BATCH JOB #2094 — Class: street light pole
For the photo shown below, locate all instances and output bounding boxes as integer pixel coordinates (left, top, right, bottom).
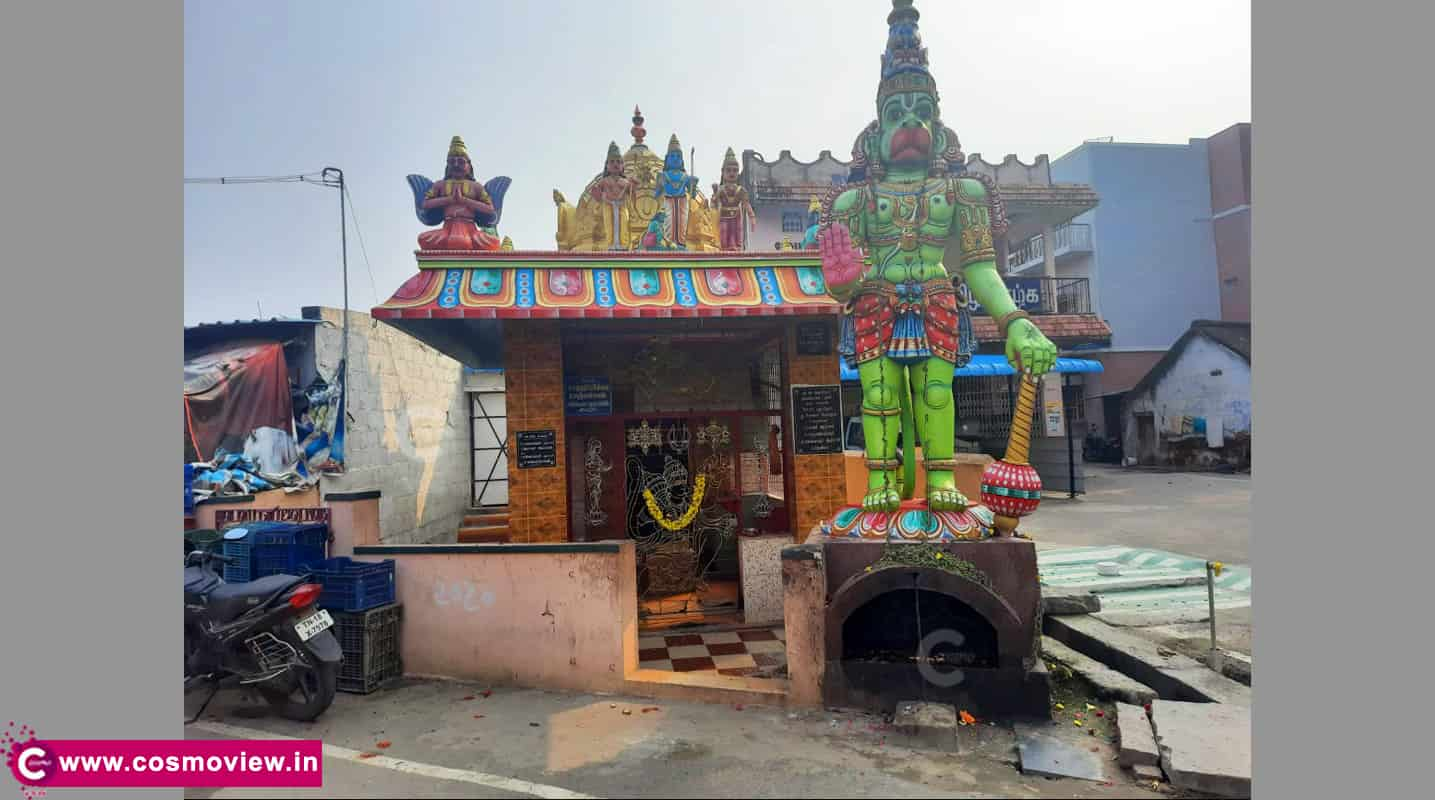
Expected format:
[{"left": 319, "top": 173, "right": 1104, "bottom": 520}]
[{"left": 322, "top": 167, "right": 348, "bottom": 416}]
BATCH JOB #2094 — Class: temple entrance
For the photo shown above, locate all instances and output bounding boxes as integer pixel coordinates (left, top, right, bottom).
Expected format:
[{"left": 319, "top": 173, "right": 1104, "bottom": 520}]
[
  {"left": 569, "top": 410, "right": 787, "bottom": 626},
  {"left": 561, "top": 321, "right": 790, "bottom": 628}
]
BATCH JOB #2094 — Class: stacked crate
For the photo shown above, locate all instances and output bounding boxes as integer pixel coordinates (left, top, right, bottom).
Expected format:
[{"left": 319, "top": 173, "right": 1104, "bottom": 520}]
[{"left": 305, "top": 557, "right": 401, "bottom": 694}]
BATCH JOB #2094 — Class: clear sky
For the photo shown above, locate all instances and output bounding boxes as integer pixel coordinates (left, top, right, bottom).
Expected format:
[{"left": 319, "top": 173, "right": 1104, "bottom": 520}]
[{"left": 184, "top": 0, "right": 1250, "bottom": 326}]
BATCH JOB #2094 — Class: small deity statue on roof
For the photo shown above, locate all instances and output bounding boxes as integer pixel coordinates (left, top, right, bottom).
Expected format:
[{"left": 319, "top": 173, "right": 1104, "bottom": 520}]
[
  {"left": 800, "top": 196, "right": 823, "bottom": 250},
  {"left": 583, "top": 141, "right": 641, "bottom": 250},
  {"left": 405, "top": 136, "right": 511, "bottom": 252},
  {"left": 653, "top": 134, "right": 700, "bottom": 248},
  {"left": 711, "top": 148, "right": 756, "bottom": 250},
  {"left": 639, "top": 210, "right": 679, "bottom": 251}
]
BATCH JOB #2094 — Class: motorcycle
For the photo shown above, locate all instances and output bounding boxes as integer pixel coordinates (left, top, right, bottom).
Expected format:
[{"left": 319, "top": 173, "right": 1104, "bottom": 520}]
[{"left": 183, "top": 549, "right": 341, "bottom": 722}]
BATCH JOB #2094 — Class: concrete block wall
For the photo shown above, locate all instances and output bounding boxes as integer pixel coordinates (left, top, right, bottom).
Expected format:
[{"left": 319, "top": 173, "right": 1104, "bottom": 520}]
[
  {"left": 784, "top": 320, "right": 847, "bottom": 542},
  {"left": 310, "top": 307, "right": 470, "bottom": 544},
  {"left": 502, "top": 320, "right": 569, "bottom": 543}
]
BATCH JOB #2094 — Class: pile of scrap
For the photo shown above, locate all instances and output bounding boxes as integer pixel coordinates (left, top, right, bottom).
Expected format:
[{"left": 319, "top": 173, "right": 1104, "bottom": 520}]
[
  {"left": 184, "top": 340, "right": 345, "bottom": 502},
  {"left": 188, "top": 450, "right": 316, "bottom": 502}
]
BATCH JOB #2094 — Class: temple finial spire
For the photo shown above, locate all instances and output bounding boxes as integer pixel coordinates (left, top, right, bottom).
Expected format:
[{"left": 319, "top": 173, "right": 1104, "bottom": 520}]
[{"left": 631, "top": 105, "right": 646, "bottom": 146}]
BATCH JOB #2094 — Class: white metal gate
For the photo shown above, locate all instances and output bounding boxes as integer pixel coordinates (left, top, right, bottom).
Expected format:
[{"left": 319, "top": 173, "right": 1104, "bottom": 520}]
[{"left": 468, "top": 371, "right": 509, "bottom": 507}]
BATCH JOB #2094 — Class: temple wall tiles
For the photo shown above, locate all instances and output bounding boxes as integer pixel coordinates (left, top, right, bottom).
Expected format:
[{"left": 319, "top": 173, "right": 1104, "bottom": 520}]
[
  {"left": 782, "top": 319, "right": 847, "bottom": 543},
  {"left": 503, "top": 321, "right": 569, "bottom": 543},
  {"left": 793, "top": 456, "right": 847, "bottom": 543}
]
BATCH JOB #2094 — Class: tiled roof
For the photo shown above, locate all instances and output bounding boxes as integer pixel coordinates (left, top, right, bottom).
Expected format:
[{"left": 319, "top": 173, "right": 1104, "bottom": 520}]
[{"left": 974, "top": 314, "right": 1112, "bottom": 344}]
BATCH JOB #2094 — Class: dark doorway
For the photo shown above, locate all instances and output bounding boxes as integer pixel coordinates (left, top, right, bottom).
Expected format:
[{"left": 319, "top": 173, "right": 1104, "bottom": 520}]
[{"left": 1135, "top": 412, "right": 1157, "bottom": 465}]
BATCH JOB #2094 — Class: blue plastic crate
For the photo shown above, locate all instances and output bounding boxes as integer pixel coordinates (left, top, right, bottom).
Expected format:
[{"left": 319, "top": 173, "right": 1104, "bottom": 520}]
[
  {"left": 184, "top": 465, "right": 195, "bottom": 516},
  {"left": 305, "top": 558, "right": 396, "bottom": 612},
  {"left": 252, "top": 522, "right": 330, "bottom": 578},
  {"left": 221, "top": 528, "right": 253, "bottom": 583}
]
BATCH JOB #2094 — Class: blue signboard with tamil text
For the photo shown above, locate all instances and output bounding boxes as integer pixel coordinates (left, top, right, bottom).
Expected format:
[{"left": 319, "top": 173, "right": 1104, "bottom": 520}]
[
  {"left": 564, "top": 376, "right": 613, "bottom": 417},
  {"left": 965, "top": 278, "right": 1044, "bottom": 314}
]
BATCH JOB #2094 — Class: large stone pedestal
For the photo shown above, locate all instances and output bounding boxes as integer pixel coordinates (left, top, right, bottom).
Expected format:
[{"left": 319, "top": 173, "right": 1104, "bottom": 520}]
[{"left": 783, "top": 523, "right": 1051, "bottom": 720}]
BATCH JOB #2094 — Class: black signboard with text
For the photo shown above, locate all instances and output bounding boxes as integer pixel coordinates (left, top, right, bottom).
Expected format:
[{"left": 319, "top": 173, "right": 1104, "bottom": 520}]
[
  {"left": 515, "top": 430, "right": 557, "bottom": 469},
  {"left": 791, "top": 385, "right": 843, "bottom": 455},
  {"left": 795, "top": 322, "right": 831, "bottom": 356}
]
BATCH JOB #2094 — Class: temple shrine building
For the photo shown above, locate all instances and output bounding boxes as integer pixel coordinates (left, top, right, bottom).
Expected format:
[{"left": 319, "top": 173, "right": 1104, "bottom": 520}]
[{"left": 368, "top": 109, "right": 1114, "bottom": 633}]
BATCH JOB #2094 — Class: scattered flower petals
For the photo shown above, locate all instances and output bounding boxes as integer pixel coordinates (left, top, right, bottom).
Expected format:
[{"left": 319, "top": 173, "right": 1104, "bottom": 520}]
[
  {"left": 358, "top": 752, "right": 378, "bottom": 760},
  {"left": 375, "top": 741, "right": 391, "bottom": 749},
  {"left": 1073, "top": 720, "right": 1083, "bottom": 727},
  {"left": 462, "top": 695, "right": 475, "bottom": 701},
  {"left": 959, "top": 710, "right": 976, "bottom": 725},
  {"left": 481, "top": 690, "right": 493, "bottom": 698}
]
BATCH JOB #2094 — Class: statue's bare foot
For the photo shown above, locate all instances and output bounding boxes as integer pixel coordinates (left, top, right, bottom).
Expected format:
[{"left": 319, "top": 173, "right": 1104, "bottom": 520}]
[
  {"left": 927, "top": 483, "right": 969, "bottom": 512},
  {"left": 862, "top": 486, "right": 902, "bottom": 513}
]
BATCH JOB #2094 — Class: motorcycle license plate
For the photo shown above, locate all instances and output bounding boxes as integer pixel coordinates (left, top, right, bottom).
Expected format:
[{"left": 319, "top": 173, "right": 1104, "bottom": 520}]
[{"left": 294, "top": 609, "right": 333, "bottom": 641}]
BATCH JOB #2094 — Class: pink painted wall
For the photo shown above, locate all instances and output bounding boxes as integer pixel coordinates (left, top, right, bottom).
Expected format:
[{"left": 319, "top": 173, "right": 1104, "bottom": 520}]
[{"left": 354, "top": 543, "right": 639, "bottom": 694}]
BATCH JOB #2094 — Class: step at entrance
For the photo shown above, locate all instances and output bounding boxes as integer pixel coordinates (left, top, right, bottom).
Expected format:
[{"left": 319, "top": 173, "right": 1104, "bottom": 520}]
[
  {"left": 463, "top": 506, "right": 510, "bottom": 527},
  {"left": 458, "top": 506, "right": 511, "bottom": 544},
  {"left": 457, "top": 526, "right": 511, "bottom": 544}
]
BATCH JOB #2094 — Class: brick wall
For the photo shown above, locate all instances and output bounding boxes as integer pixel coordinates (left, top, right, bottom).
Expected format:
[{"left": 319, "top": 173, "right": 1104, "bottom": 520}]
[
  {"left": 310, "top": 308, "right": 470, "bottom": 544},
  {"left": 503, "top": 320, "right": 569, "bottom": 543},
  {"left": 783, "top": 320, "right": 847, "bottom": 542}
]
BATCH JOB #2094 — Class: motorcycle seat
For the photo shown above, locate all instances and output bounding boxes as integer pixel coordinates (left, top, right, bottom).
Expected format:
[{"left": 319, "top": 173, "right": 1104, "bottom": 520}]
[
  {"left": 183, "top": 566, "right": 222, "bottom": 596},
  {"left": 204, "top": 574, "right": 304, "bottom": 622}
]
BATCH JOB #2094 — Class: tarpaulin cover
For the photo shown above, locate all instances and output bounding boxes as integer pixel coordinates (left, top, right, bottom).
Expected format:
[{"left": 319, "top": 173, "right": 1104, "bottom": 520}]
[{"left": 184, "top": 341, "right": 293, "bottom": 461}]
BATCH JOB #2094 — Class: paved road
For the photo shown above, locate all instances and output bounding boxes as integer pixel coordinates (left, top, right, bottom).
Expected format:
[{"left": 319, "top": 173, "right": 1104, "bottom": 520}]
[
  {"left": 184, "top": 682, "right": 1160, "bottom": 799},
  {"left": 1025, "top": 465, "right": 1253, "bottom": 657},
  {"left": 1025, "top": 465, "right": 1250, "bottom": 565}
]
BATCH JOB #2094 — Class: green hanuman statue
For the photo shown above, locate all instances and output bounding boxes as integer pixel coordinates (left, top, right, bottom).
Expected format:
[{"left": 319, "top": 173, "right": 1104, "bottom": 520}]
[{"left": 820, "top": 0, "right": 1058, "bottom": 513}]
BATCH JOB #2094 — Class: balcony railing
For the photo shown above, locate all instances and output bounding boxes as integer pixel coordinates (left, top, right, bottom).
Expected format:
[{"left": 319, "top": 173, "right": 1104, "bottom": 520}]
[
  {"left": 1007, "top": 223, "right": 1093, "bottom": 273},
  {"left": 970, "top": 277, "right": 1092, "bottom": 316}
]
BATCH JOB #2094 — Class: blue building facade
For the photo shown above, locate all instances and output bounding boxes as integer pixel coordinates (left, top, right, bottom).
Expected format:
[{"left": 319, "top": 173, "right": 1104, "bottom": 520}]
[{"left": 1050, "top": 140, "right": 1223, "bottom": 352}]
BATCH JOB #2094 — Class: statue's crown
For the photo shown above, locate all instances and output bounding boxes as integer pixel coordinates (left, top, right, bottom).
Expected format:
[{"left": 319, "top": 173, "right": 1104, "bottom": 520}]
[
  {"left": 447, "top": 135, "right": 469, "bottom": 160},
  {"left": 607, "top": 141, "right": 622, "bottom": 160},
  {"left": 722, "top": 147, "right": 738, "bottom": 167},
  {"left": 808, "top": 196, "right": 822, "bottom": 213},
  {"left": 877, "top": 0, "right": 938, "bottom": 106},
  {"left": 667, "top": 133, "right": 682, "bottom": 154}
]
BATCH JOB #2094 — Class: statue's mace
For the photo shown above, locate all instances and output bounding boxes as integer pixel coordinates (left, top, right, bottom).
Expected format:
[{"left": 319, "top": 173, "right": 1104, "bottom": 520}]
[{"left": 980, "top": 373, "right": 1044, "bottom": 536}]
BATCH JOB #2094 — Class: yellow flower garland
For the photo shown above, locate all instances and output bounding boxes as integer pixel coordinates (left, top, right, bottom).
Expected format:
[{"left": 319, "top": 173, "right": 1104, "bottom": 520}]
[{"left": 643, "top": 475, "right": 707, "bottom": 531}]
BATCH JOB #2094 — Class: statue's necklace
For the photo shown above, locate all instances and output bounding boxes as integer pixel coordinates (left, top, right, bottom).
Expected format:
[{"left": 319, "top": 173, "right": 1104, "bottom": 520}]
[{"left": 880, "top": 186, "right": 929, "bottom": 253}]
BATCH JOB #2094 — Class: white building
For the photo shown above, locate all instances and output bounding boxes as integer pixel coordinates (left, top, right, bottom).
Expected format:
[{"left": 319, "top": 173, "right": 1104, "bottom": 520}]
[{"left": 1122, "top": 320, "right": 1250, "bottom": 468}]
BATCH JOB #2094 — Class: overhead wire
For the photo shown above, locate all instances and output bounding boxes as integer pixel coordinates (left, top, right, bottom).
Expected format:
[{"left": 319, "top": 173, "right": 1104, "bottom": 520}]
[{"left": 183, "top": 171, "right": 334, "bottom": 186}]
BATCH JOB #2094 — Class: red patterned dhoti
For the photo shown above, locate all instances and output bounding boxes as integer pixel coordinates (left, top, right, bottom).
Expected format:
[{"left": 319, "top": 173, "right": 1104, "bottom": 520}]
[
  {"left": 418, "top": 218, "right": 501, "bottom": 251},
  {"left": 846, "top": 279, "right": 968, "bottom": 366},
  {"left": 719, "top": 216, "right": 745, "bottom": 250}
]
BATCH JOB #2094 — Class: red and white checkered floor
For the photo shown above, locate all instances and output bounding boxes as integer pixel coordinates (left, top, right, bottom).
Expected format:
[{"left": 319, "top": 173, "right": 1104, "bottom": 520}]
[{"left": 638, "top": 626, "right": 787, "bottom": 677}]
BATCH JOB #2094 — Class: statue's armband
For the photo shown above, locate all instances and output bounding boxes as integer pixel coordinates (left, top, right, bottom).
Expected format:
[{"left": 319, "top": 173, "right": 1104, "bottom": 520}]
[
  {"left": 830, "top": 188, "right": 867, "bottom": 247},
  {"left": 951, "top": 178, "right": 996, "bottom": 268}
]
